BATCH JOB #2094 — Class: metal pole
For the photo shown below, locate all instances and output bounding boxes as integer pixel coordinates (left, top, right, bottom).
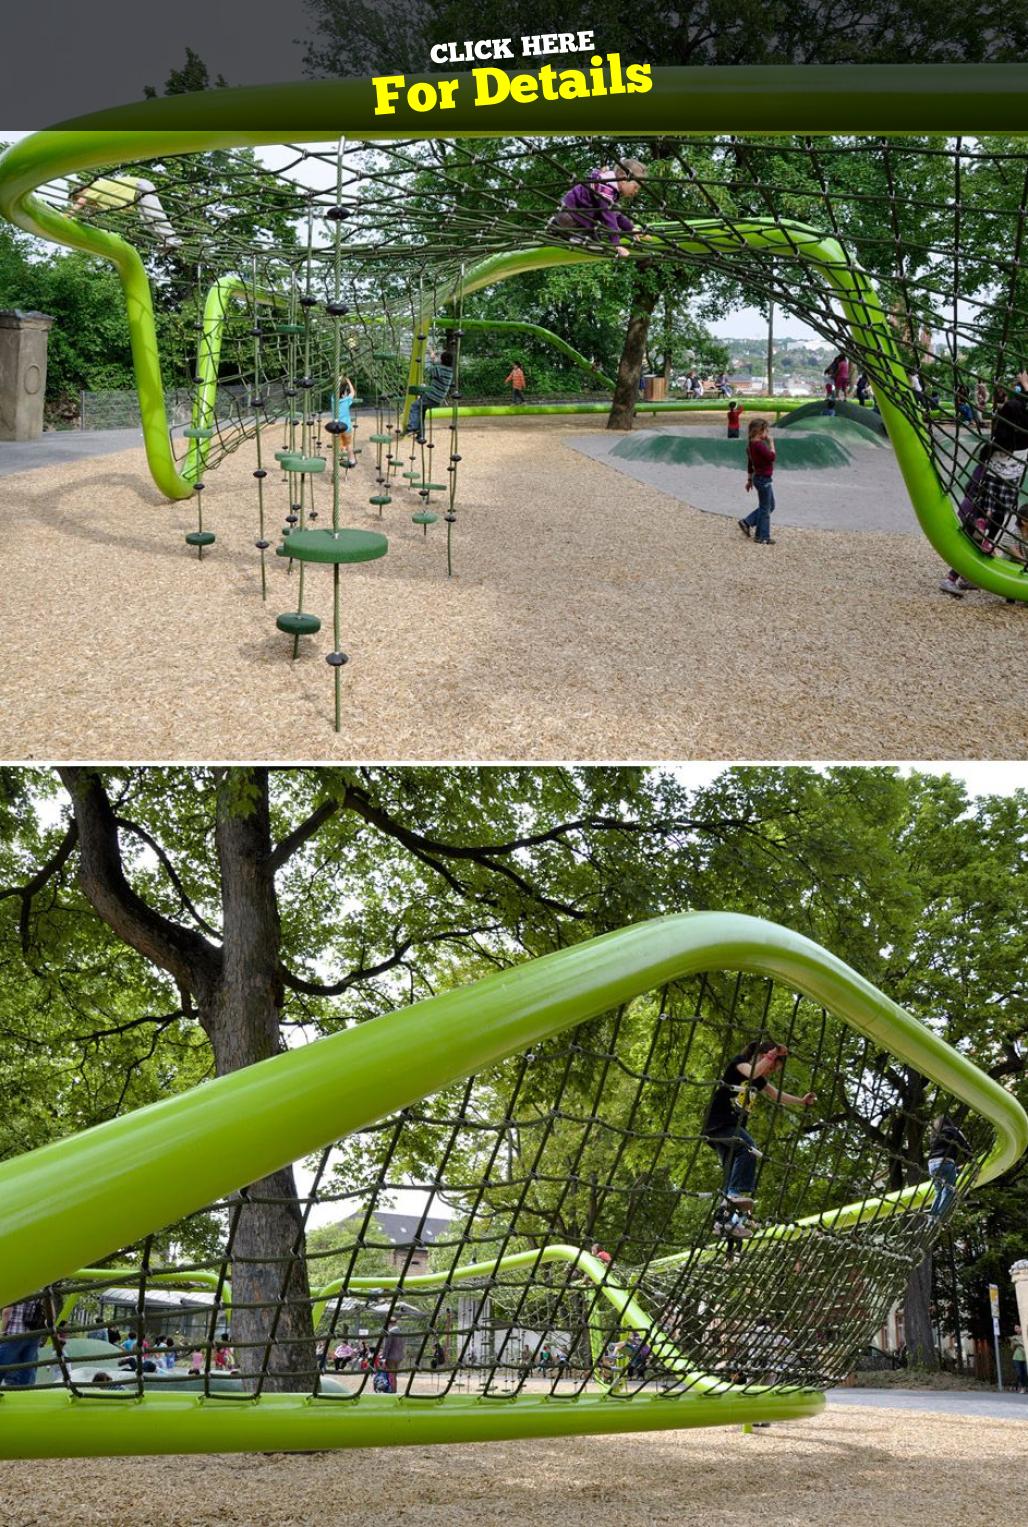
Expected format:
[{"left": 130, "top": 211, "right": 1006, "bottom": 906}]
[{"left": 989, "top": 1283, "right": 1003, "bottom": 1391}]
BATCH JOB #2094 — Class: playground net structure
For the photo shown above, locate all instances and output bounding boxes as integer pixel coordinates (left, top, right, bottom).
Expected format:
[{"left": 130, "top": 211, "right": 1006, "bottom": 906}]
[
  {"left": 5, "top": 100, "right": 1028, "bottom": 607},
  {"left": 1, "top": 913, "right": 1024, "bottom": 1458}
]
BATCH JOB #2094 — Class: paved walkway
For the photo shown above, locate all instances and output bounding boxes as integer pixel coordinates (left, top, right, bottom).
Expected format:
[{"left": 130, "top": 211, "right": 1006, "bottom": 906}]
[
  {"left": 828, "top": 1385, "right": 1028, "bottom": 1421},
  {"left": 0, "top": 428, "right": 145, "bottom": 476},
  {"left": 569, "top": 427, "right": 921, "bottom": 535}
]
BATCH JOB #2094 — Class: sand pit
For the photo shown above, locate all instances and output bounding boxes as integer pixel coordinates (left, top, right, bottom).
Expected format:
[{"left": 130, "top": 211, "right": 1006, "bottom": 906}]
[
  {"left": 0, "top": 416, "right": 1024, "bottom": 761},
  {"left": 0, "top": 1403, "right": 1019, "bottom": 1526}
]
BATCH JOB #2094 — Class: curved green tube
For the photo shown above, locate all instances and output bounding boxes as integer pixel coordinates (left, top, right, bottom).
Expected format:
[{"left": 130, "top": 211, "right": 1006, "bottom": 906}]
[
  {"left": 0, "top": 911, "right": 1022, "bottom": 1309},
  {"left": 434, "top": 316, "right": 616, "bottom": 389},
  {"left": 450, "top": 398, "right": 803, "bottom": 417},
  {"left": 0, "top": 1384, "right": 825, "bottom": 1460},
  {"left": 57, "top": 1267, "right": 230, "bottom": 1327},
  {"left": 181, "top": 274, "right": 248, "bottom": 485}
]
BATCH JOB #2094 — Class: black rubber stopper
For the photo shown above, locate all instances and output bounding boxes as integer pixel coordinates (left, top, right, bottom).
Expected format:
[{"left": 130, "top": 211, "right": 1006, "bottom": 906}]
[{"left": 326, "top": 651, "right": 349, "bottom": 667}]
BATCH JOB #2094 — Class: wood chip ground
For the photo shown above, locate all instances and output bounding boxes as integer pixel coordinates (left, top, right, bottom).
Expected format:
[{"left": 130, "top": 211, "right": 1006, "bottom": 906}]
[{"left": 0, "top": 418, "right": 1024, "bottom": 760}]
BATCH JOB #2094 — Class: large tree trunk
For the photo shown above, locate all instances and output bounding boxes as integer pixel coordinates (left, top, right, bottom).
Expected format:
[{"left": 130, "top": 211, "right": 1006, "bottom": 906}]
[
  {"left": 904, "top": 1252, "right": 938, "bottom": 1369},
  {"left": 61, "top": 766, "right": 315, "bottom": 1393},
  {"left": 608, "top": 273, "right": 659, "bottom": 430},
  {"left": 206, "top": 775, "right": 315, "bottom": 1391}
]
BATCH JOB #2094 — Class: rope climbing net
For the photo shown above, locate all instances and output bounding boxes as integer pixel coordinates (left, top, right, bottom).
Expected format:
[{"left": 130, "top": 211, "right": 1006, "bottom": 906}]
[
  {"left": 30, "top": 135, "right": 1028, "bottom": 459},
  {"left": 1, "top": 914, "right": 1022, "bottom": 1458}
]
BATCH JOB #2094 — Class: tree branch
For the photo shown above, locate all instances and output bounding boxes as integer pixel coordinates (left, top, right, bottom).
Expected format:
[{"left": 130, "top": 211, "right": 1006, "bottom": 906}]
[
  {"left": 268, "top": 798, "right": 342, "bottom": 874},
  {"left": 57, "top": 768, "right": 221, "bottom": 995},
  {"left": 281, "top": 922, "right": 499, "bottom": 998},
  {"left": 115, "top": 816, "right": 221, "bottom": 940},
  {"left": 0, "top": 819, "right": 79, "bottom": 952}
]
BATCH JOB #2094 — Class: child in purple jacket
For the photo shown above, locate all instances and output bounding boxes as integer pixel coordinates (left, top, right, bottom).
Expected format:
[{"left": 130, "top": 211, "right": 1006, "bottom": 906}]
[{"left": 550, "top": 158, "right": 646, "bottom": 255}]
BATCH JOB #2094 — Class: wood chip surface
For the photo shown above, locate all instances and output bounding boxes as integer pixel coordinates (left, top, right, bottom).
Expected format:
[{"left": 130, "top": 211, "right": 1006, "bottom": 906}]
[
  {"left": 0, "top": 1404, "right": 1019, "bottom": 1525},
  {"left": 0, "top": 418, "right": 1024, "bottom": 760}
]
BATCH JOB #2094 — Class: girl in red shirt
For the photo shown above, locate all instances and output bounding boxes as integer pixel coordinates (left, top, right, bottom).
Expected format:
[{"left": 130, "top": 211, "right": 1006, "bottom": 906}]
[
  {"left": 739, "top": 419, "right": 777, "bottom": 544},
  {"left": 727, "top": 402, "right": 743, "bottom": 438}
]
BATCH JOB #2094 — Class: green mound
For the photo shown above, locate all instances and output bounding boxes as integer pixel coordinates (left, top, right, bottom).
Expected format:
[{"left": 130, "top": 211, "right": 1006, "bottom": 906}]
[
  {"left": 777, "top": 414, "right": 887, "bottom": 447},
  {"left": 610, "top": 432, "right": 852, "bottom": 470},
  {"left": 777, "top": 398, "right": 889, "bottom": 437}
]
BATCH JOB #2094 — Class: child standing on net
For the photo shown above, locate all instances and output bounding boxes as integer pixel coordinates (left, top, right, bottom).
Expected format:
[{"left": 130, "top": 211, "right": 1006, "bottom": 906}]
[
  {"left": 739, "top": 419, "right": 777, "bottom": 544},
  {"left": 333, "top": 377, "right": 358, "bottom": 467},
  {"left": 701, "top": 1040, "right": 815, "bottom": 1238},
  {"left": 551, "top": 158, "right": 646, "bottom": 255}
]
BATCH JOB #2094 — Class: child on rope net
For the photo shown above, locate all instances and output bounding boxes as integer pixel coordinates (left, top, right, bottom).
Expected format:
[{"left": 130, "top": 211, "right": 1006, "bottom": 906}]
[
  {"left": 407, "top": 349, "right": 454, "bottom": 438},
  {"left": 67, "top": 174, "right": 182, "bottom": 248},
  {"left": 701, "top": 1040, "right": 816, "bottom": 1239},
  {"left": 549, "top": 158, "right": 646, "bottom": 256},
  {"left": 332, "top": 376, "right": 358, "bottom": 467},
  {"left": 925, "top": 1113, "right": 972, "bottom": 1219}
]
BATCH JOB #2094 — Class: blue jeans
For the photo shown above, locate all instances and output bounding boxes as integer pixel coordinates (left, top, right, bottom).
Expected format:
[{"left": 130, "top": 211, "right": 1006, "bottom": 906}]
[
  {"left": 744, "top": 475, "right": 775, "bottom": 542},
  {"left": 706, "top": 1125, "right": 759, "bottom": 1198},
  {"left": 928, "top": 1157, "right": 957, "bottom": 1218},
  {"left": 0, "top": 1335, "right": 41, "bottom": 1387},
  {"left": 408, "top": 401, "right": 435, "bottom": 437}
]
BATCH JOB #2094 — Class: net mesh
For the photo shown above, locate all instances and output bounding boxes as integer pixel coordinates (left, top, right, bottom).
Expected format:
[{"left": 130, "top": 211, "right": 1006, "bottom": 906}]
[{"left": 6, "top": 970, "right": 987, "bottom": 1406}]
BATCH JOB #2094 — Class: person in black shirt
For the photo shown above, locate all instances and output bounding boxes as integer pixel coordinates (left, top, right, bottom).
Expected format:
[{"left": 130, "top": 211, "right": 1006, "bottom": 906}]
[
  {"left": 926, "top": 1114, "right": 971, "bottom": 1219},
  {"left": 702, "top": 1040, "right": 816, "bottom": 1236}
]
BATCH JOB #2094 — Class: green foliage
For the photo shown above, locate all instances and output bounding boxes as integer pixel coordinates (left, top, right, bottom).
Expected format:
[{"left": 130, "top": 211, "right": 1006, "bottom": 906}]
[
  {"left": 0, "top": 228, "right": 135, "bottom": 400},
  {"left": 306, "top": 1215, "right": 394, "bottom": 1291}
]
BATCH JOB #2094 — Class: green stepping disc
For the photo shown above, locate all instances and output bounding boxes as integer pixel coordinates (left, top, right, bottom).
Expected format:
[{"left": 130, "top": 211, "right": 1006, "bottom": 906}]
[
  {"left": 183, "top": 426, "right": 214, "bottom": 440},
  {"left": 369, "top": 494, "right": 392, "bottom": 506},
  {"left": 283, "top": 528, "right": 389, "bottom": 565},
  {"left": 276, "top": 611, "right": 322, "bottom": 636},
  {"left": 407, "top": 384, "right": 427, "bottom": 396},
  {"left": 412, "top": 511, "right": 438, "bottom": 526},
  {"left": 414, "top": 482, "right": 446, "bottom": 491},
  {"left": 372, "top": 350, "right": 397, "bottom": 361},
  {"left": 275, "top": 543, "right": 290, "bottom": 558},
  {"left": 276, "top": 323, "right": 305, "bottom": 334},
  {"left": 368, "top": 433, "right": 393, "bottom": 444},
  {"left": 402, "top": 471, "right": 420, "bottom": 481},
  {"left": 283, "top": 455, "right": 326, "bottom": 474},
  {"left": 185, "top": 531, "right": 216, "bottom": 547},
  {"left": 274, "top": 449, "right": 297, "bottom": 462}
]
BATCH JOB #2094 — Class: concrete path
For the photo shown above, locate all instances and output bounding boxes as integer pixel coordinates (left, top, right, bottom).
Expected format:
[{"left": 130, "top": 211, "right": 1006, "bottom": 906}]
[
  {"left": 828, "top": 1385, "right": 1028, "bottom": 1421},
  {"left": 569, "top": 426, "right": 921, "bottom": 535},
  {"left": 0, "top": 428, "right": 146, "bottom": 476}
]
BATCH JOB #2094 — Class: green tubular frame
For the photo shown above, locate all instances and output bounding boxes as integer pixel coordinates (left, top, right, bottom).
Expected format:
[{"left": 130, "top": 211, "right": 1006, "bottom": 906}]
[
  {"left": 3, "top": 67, "right": 1028, "bottom": 593},
  {"left": 0, "top": 911, "right": 1023, "bottom": 1457},
  {"left": 434, "top": 317, "right": 617, "bottom": 389}
]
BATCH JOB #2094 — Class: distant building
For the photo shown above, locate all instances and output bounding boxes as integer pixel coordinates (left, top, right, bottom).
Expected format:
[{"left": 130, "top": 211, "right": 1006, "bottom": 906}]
[{"left": 370, "top": 1211, "right": 450, "bottom": 1275}]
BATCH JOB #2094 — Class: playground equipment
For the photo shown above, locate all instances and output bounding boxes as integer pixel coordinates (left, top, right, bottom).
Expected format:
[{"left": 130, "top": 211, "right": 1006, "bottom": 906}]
[
  {"left": 0, "top": 70, "right": 1027, "bottom": 607},
  {"left": 2, "top": 67, "right": 1028, "bottom": 734},
  {"left": 0, "top": 911, "right": 1023, "bottom": 1458}
]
